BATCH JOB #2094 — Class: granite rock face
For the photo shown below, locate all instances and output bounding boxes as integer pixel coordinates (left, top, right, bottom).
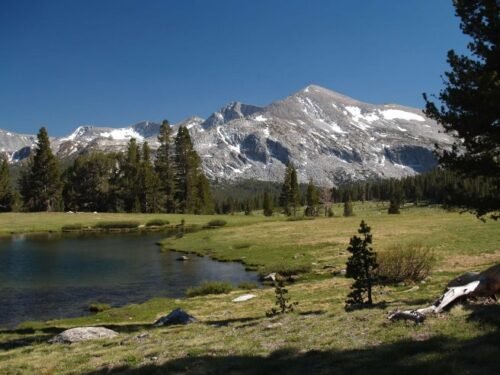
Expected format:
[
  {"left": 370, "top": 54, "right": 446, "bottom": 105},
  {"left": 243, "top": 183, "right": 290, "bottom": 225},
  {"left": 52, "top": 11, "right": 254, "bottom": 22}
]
[{"left": 1, "top": 85, "right": 452, "bottom": 185}]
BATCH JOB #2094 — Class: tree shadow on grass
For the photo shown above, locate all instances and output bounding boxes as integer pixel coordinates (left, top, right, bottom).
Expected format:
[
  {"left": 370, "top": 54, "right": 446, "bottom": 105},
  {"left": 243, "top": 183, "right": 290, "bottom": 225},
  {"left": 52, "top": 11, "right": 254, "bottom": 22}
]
[
  {"left": 465, "top": 303, "right": 500, "bottom": 327},
  {"left": 86, "top": 329, "right": 500, "bottom": 375}
]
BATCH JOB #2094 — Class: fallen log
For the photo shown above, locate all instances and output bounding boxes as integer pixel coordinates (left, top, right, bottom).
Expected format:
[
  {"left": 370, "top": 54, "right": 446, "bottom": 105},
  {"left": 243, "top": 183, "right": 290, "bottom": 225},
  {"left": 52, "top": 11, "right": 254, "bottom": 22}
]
[{"left": 388, "top": 264, "right": 499, "bottom": 323}]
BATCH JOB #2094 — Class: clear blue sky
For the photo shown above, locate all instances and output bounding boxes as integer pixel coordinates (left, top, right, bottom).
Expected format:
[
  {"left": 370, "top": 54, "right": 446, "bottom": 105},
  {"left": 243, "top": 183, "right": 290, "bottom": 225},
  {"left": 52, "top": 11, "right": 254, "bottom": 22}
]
[{"left": 0, "top": 0, "right": 468, "bottom": 136}]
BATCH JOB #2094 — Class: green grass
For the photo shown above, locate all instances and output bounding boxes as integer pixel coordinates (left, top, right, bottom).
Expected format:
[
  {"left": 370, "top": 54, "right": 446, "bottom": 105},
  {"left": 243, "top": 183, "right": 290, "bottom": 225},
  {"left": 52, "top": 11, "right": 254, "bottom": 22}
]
[
  {"left": 0, "top": 203, "right": 499, "bottom": 374},
  {"left": 186, "top": 281, "right": 234, "bottom": 297},
  {"left": 145, "top": 219, "right": 170, "bottom": 227},
  {"left": 0, "top": 212, "right": 280, "bottom": 237}
]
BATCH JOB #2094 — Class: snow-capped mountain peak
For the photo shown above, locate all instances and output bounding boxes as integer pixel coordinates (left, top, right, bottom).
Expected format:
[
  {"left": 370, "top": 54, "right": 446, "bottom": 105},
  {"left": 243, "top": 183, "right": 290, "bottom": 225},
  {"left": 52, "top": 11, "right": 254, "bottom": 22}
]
[{"left": 0, "top": 84, "right": 452, "bottom": 186}]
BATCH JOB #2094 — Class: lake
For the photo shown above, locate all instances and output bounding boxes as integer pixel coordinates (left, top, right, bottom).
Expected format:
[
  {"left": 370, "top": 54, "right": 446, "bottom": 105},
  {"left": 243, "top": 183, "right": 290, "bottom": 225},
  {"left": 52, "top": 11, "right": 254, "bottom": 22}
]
[{"left": 0, "top": 231, "right": 259, "bottom": 328}]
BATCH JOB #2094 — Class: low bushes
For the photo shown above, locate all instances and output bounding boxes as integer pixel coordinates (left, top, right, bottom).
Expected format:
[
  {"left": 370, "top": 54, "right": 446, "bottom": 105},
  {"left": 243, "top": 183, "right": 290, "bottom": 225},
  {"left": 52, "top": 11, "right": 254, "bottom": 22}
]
[
  {"left": 61, "top": 223, "right": 84, "bottom": 231},
  {"left": 145, "top": 219, "right": 170, "bottom": 227},
  {"left": 93, "top": 221, "right": 140, "bottom": 230},
  {"left": 204, "top": 219, "right": 227, "bottom": 228},
  {"left": 88, "top": 303, "right": 111, "bottom": 313},
  {"left": 186, "top": 280, "right": 234, "bottom": 297},
  {"left": 377, "top": 243, "right": 435, "bottom": 284}
]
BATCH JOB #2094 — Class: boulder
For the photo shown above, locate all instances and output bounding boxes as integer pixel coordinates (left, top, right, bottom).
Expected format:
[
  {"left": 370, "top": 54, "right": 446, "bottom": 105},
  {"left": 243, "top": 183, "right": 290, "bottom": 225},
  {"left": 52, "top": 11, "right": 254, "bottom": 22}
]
[
  {"left": 154, "top": 308, "right": 197, "bottom": 326},
  {"left": 49, "top": 327, "right": 118, "bottom": 344}
]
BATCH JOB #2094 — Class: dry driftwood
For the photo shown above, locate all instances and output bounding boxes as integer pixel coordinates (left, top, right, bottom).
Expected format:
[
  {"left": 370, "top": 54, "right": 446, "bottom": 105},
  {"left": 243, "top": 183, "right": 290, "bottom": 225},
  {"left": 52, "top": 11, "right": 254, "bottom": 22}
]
[{"left": 388, "top": 264, "right": 500, "bottom": 323}]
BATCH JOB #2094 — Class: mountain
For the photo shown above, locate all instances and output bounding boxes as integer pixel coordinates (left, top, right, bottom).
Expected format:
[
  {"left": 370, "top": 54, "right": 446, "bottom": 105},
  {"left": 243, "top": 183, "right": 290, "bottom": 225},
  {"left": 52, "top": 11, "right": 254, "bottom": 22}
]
[{"left": 0, "top": 85, "right": 452, "bottom": 185}]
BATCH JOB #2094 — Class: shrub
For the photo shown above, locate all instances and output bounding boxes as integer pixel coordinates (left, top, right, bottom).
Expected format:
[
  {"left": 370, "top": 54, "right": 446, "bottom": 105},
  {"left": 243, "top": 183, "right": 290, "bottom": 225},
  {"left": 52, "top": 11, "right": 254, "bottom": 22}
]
[
  {"left": 146, "top": 219, "right": 170, "bottom": 227},
  {"left": 93, "top": 221, "right": 140, "bottom": 230},
  {"left": 377, "top": 243, "right": 435, "bottom": 284},
  {"left": 266, "top": 277, "right": 298, "bottom": 317},
  {"left": 61, "top": 223, "right": 83, "bottom": 231},
  {"left": 88, "top": 303, "right": 111, "bottom": 313},
  {"left": 186, "top": 280, "right": 233, "bottom": 297},
  {"left": 388, "top": 198, "right": 401, "bottom": 214},
  {"left": 238, "top": 281, "right": 259, "bottom": 290},
  {"left": 206, "top": 219, "right": 227, "bottom": 227},
  {"left": 259, "top": 263, "right": 312, "bottom": 279}
]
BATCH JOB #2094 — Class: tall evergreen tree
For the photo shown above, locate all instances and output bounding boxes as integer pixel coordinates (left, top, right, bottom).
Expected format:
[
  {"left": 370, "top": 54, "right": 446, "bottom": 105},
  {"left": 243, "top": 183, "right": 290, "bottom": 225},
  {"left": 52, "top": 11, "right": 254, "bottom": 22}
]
[
  {"left": 279, "top": 163, "right": 293, "bottom": 215},
  {"left": 139, "top": 142, "right": 161, "bottom": 213},
  {"left": 174, "top": 126, "right": 212, "bottom": 213},
  {"left": 343, "top": 193, "right": 354, "bottom": 217},
  {"left": 121, "top": 138, "right": 141, "bottom": 212},
  {"left": 155, "top": 120, "right": 176, "bottom": 212},
  {"left": 345, "top": 220, "right": 378, "bottom": 307},
  {"left": 279, "top": 163, "right": 300, "bottom": 216},
  {"left": 19, "top": 127, "right": 62, "bottom": 211},
  {"left": 196, "top": 173, "right": 214, "bottom": 214},
  {"left": 424, "top": 0, "right": 500, "bottom": 219},
  {"left": 63, "top": 152, "right": 116, "bottom": 212},
  {"left": 0, "top": 156, "right": 13, "bottom": 212},
  {"left": 289, "top": 166, "right": 300, "bottom": 216},
  {"left": 263, "top": 191, "right": 273, "bottom": 216},
  {"left": 305, "top": 178, "right": 319, "bottom": 216}
]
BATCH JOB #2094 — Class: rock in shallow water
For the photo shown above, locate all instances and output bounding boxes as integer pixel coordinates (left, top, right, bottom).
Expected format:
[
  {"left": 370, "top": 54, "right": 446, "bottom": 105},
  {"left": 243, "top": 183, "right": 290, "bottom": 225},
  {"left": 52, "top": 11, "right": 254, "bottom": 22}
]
[
  {"left": 154, "top": 308, "right": 197, "bottom": 326},
  {"left": 49, "top": 327, "right": 118, "bottom": 344}
]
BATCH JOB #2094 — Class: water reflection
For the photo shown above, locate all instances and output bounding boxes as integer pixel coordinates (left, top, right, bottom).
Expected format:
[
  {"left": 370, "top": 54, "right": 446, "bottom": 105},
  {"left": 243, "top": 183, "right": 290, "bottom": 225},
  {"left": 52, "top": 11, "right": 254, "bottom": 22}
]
[{"left": 0, "top": 232, "right": 258, "bottom": 328}]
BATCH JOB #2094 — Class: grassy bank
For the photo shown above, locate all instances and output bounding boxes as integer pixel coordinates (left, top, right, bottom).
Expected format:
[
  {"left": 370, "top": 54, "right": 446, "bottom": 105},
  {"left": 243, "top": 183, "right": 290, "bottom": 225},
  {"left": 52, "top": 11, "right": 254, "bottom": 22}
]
[
  {"left": 0, "top": 204, "right": 499, "bottom": 374},
  {"left": 0, "top": 212, "right": 279, "bottom": 237}
]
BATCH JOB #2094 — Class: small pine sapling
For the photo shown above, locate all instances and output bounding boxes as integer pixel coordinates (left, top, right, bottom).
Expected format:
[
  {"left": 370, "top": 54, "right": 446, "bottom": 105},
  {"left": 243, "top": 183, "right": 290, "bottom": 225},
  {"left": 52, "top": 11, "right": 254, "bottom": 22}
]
[
  {"left": 345, "top": 220, "right": 378, "bottom": 308},
  {"left": 266, "top": 276, "right": 298, "bottom": 317}
]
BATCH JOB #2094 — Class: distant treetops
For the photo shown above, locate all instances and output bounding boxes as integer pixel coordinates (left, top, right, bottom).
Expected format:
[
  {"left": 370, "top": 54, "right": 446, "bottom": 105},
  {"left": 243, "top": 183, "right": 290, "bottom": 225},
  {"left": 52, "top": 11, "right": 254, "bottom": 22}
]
[{"left": 17, "top": 122, "right": 213, "bottom": 214}]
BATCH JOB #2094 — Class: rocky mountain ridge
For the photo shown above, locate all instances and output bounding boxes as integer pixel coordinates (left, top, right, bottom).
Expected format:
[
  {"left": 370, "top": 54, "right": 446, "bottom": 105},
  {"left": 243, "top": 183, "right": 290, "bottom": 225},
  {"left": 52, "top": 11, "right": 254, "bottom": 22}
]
[{"left": 0, "top": 85, "right": 451, "bottom": 185}]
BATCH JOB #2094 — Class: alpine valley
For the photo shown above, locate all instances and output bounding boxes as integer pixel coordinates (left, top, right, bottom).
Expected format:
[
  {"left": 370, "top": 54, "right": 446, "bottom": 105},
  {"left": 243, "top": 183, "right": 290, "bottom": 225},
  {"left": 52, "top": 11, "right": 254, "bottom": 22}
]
[{"left": 0, "top": 85, "right": 452, "bottom": 186}]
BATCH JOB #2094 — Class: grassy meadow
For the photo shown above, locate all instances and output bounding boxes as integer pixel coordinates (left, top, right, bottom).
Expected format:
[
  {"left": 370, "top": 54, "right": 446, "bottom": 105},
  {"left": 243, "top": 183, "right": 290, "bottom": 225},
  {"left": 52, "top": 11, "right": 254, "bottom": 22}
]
[{"left": 0, "top": 203, "right": 499, "bottom": 374}]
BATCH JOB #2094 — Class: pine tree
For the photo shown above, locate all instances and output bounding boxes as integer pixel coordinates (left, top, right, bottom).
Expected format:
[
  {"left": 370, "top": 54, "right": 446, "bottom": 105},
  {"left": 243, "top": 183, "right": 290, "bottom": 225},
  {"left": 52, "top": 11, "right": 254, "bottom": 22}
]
[
  {"left": 305, "top": 178, "right": 319, "bottom": 216},
  {"left": 19, "top": 127, "right": 62, "bottom": 211},
  {"left": 196, "top": 173, "right": 214, "bottom": 214},
  {"left": 0, "top": 156, "right": 13, "bottom": 212},
  {"left": 388, "top": 196, "right": 401, "bottom": 214},
  {"left": 423, "top": 0, "right": 500, "bottom": 219},
  {"left": 263, "top": 191, "right": 273, "bottom": 216},
  {"left": 155, "top": 120, "right": 176, "bottom": 212},
  {"left": 345, "top": 220, "right": 378, "bottom": 307},
  {"left": 388, "top": 188, "right": 402, "bottom": 214},
  {"left": 174, "top": 126, "right": 212, "bottom": 213},
  {"left": 289, "top": 166, "right": 300, "bottom": 216},
  {"left": 279, "top": 163, "right": 293, "bottom": 215},
  {"left": 279, "top": 163, "right": 300, "bottom": 216},
  {"left": 121, "top": 138, "right": 141, "bottom": 212},
  {"left": 343, "top": 193, "right": 354, "bottom": 217},
  {"left": 139, "top": 142, "right": 161, "bottom": 213},
  {"left": 62, "top": 152, "right": 116, "bottom": 212}
]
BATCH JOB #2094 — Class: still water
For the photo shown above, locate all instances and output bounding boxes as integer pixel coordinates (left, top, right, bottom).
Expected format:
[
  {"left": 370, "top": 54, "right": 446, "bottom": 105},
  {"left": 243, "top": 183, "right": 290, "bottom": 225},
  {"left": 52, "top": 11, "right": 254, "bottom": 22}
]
[{"left": 0, "top": 232, "right": 259, "bottom": 328}]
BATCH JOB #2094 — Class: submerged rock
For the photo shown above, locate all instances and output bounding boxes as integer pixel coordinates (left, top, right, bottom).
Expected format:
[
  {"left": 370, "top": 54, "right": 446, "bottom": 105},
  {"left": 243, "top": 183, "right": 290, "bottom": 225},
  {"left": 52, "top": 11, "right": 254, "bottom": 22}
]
[
  {"left": 154, "top": 308, "right": 197, "bottom": 326},
  {"left": 49, "top": 327, "right": 118, "bottom": 344}
]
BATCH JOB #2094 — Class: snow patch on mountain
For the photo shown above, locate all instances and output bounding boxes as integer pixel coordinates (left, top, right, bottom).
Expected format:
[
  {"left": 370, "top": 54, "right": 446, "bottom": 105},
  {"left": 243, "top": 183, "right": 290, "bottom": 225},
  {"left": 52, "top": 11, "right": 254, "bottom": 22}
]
[
  {"left": 100, "top": 128, "right": 144, "bottom": 141},
  {"left": 381, "top": 109, "right": 425, "bottom": 122}
]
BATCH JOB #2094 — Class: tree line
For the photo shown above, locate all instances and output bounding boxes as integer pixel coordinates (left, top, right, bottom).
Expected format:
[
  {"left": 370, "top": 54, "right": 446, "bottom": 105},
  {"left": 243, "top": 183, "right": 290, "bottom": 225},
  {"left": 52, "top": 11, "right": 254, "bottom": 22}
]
[{"left": 0, "top": 122, "right": 213, "bottom": 214}]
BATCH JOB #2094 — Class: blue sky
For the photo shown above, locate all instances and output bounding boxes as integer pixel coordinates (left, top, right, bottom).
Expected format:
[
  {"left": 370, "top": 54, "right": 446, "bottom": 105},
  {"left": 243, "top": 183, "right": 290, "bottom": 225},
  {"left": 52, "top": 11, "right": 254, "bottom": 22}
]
[{"left": 0, "top": 0, "right": 467, "bottom": 136}]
